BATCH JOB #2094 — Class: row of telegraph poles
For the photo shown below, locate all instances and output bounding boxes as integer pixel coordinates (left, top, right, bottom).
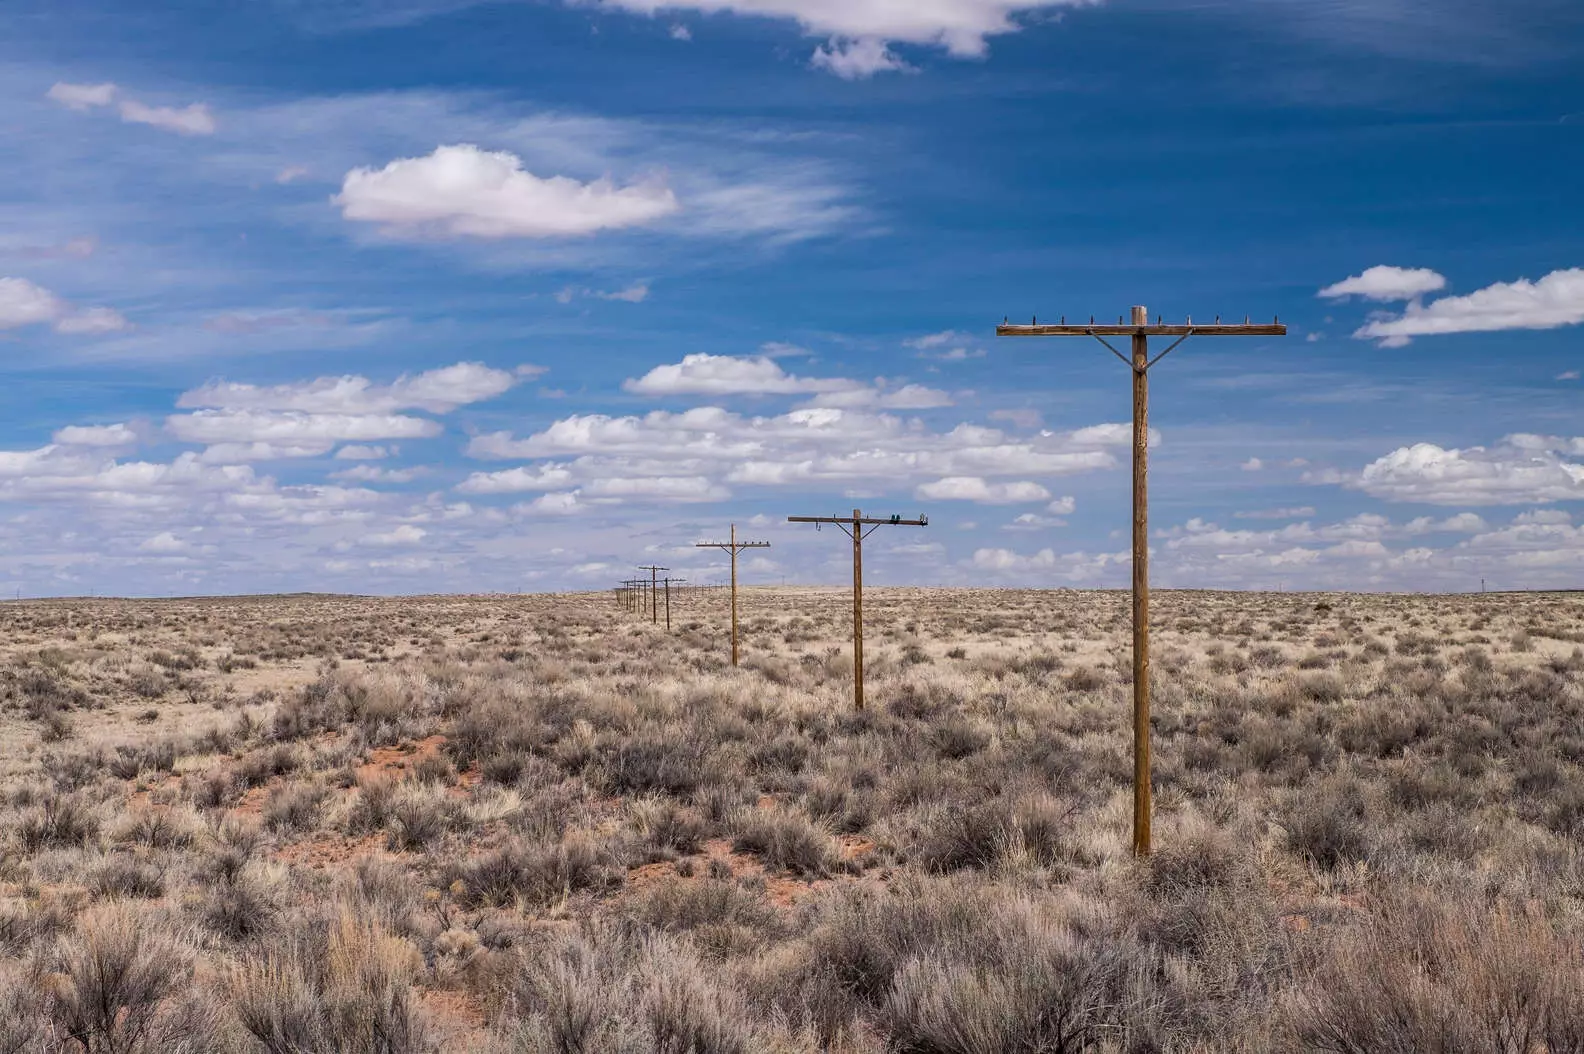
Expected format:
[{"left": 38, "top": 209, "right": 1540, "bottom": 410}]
[
  {"left": 612, "top": 511, "right": 928, "bottom": 712},
  {"left": 617, "top": 569, "right": 687, "bottom": 630},
  {"left": 605, "top": 301, "right": 1285, "bottom": 859}
]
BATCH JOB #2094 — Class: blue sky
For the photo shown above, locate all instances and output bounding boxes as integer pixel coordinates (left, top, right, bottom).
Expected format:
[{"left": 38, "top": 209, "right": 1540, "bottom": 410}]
[{"left": 1, "top": 0, "right": 1582, "bottom": 596}]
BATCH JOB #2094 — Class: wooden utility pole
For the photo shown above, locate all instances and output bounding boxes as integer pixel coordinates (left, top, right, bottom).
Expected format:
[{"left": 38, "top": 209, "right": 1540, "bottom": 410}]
[
  {"left": 695, "top": 524, "right": 771, "bottom": 666},
  {"left": 998, "top": 306, "right": 1285, "bottom": 856},
  {"left": 662, "top": 577, "right": 686, "bottom": 630},
  {"left": 637, "top": 566, "right": 668, "bottom": 625},
  {"left": 786, "top": 509, "right": 928, "bottom": 711}
]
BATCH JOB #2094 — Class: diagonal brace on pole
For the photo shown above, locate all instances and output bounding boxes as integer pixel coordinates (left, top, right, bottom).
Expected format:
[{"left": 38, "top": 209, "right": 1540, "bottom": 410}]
[
  {"left": 787, "top": 509, "right": 928, "bottom": 712},
  {"left": 996, "top": 306, "right": 1285, "bottom": 858},
  {"left": 695, "top": 524, "right": 771, "bottom": 666}
]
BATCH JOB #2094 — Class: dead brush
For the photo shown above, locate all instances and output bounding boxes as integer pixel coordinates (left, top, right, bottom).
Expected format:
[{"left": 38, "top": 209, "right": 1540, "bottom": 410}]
[
  {"left": 728, "top": 806, "right": 843, "bottom": 878},
  {"left": 229, "top": 907, "right": 430, "bottom": 1053}
]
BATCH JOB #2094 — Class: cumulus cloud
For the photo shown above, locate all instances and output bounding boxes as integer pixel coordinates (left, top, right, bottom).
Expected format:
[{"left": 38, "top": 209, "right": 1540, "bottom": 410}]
[
  {"left": 458, "top": 464, "right": 577, "bottom": 494},
  {"left": 915, "top": 477, "right": 1050, "bottom": 504},
  {"left": 1320, "top": 265, "right": 1448, "bottom": 302},
  {"left": 167, "top": 411, "right": 442, "bottom": 454},
  {"left": 179, "top": 362, "right": 518, "bottom": 415},
  {"left": 0, "top": 278, "right": 63, "bottom": 330},
  {"left": 139, "top": 531, "right": 188, "bottom": 553},
  {"left": 0, "top": 278, "right": 126, "bottom": 336},
  {"left": 336, "top": 144, "right": 679, "bottom": 239},
  {"left": 970, "top": 545, "right": 1128, "bottom": 580},
  {"left": 329, "top": 465, "right": 422, "bottom": 483},
  {"left": 623, "top": 354, "right": 864, "bottom": 397},
  {"left": 909, "top": 331, "right": 987, "bottom": 361},
  {"left": 590, "top": 0, "right": 1097, "bottom": 73},
  {"left": 53, "top": 423, "right": 138, "bottom": 448},
  {"left": 1353, "top": 268, "right": 1584, "bottom": 346},
  {"left": 335, "top": 445, "right": 391, "bottom": 460},
  {"left": 360, "top": 525, "right": 427, "bottom": 547},
  {"left": 811, "top": 38, "right": 912, "bottom": 78},
  {"left": 1345, "top": 436, "right": 1584, "bottom": 506},
  {"left": 462, "top": 405, "right": 1128, "bottom": 506}
]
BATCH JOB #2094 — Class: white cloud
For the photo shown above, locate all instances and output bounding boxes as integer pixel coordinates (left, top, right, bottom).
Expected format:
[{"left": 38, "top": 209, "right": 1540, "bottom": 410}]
[
  {"left": 805, "top": 383, "right": 954, "bottom": 410},
  {"left": 139, "top": 531, "right": 187, "bottom": 553},
  {"left": 360, "top": 525, "right": 427, "bottom": 547},
  {"left": 591, "top": 0, "right": 1096, "bottom": 69},
  {"left": 54, "top": 307, "right": 132, "bottom": 335},
  {"left": 118, "top": 100, "right": 217, "bottom": 136},
  {"left": 916, "top": 477, "right": 1050, "bottom": 504},
  {"left": 624, "top": 353, "right": 864, "bottom": 397},
  {"left": 167, "top": 410, "right": 442, "bottom": 451},
  {"left": 1334, "top": 436, "right": 1584, "bottom": 506},
  {"left": 670, "top": 24, "right": 692, "bottom": 40},
  {"left": 907, "top": 330, "right": 967, "bottom": 349},
  {"left": 461, "top": 406, "right": 1125, "bottom": 509},
  {"left": 1319, "top": 265, "right": 1447, "bottom": 302},
  {"left": 335, "top": 445, "right": 390, "bottom": 460},
  {"left": 47, "top": 82, "right": 117, "bottom": 110},
  {"left": 1353, "top": 268, "right": 1584, "bottom": 345},
  {"left": 0, "top": 278, "right": 128, "bottom": 337},
  {"left": 596, "top": 282, "right": 650, "bottom": 303},
  {"left": 1241, "top": 457, "right": 1264, "bottom": 471},
  {"left": 47, "top": 81, "right": 216, "bottom": 135},
  {"left": 1233, "top": 506, "right": 1316, "bottom": 520},
  {"left": 336, "top": 144, "right": 680, "bottom": 239},
  {"left": 53, "top": 423, "right": 138, "bottom": 448},
  {"left": 458, "top": 464, "right": 577, "bottom": 494},
  {"left": 179, "top": 362, "right": 517, "bottom": 415},
  {"left": 582, "top": 476, "right": 728, "bottom": 502},
  {"left": 330, "top": 464, "right": 422, "bottom": 483},
  {"left": 811, "top": 38, "right": 913, "bottom": 79},
  {"left": 195, "top": 442, "right": 338, "bottom": 463},
  {"left": 1559, "top": 370, "right": 1580, "bottom": 381},
  {"left": 970, "top": 545, "right": 1128, "bottom": 580},
  {"left": 522, "top": 492, "right": 584, "bottom": 515},
  {"left": 0, "top": 278, "right": 64, "bottom": 329},
  {"left": 1047, "top": 495, "right": 1076, "bottom": 515}
]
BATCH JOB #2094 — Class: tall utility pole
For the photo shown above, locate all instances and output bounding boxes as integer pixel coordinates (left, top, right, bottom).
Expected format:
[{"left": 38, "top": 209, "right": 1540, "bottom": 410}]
[
  {"left": 997, "top": 305, "right": 1285, "bottom": 856},
  {"left": 695, "top": 524, "right": 771, "bottom": 666},
  {"left": 637, "top": 566, "right": 669, "bottom": 624},
  {"left": 786, "top": 509, "right": 928, "bottom": 711},
  {"left": 662, "top": 577, "right": 686, "bottom": 630}
]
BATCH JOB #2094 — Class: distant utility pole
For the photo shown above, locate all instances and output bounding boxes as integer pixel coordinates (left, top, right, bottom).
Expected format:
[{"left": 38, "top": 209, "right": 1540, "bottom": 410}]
[
  {"left": 638, "top": 566, "right": 669, "bottom": 624},
  {"left": 662, "top": 577, "right": 686, "bottom": 631},
  {"left": 998, "top": 305, "right": 1286, "bottom": 857},
  {"left": 786, "top": 509, "right": 928, "bottom": 711},
  {"left": 621, "top": 578, "right": 644, "bottom": 614},
  {"left": 695, "top": 524, "right": 771, "bottom": 667}
]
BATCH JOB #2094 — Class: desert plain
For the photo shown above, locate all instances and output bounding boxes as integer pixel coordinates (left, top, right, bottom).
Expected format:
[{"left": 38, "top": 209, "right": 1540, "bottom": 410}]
[{"left": 0, "top": 586, "right": 1582, "bottom": 1052}]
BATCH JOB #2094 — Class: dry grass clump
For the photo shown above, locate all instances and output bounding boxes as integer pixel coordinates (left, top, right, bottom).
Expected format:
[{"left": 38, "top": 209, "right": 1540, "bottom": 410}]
[{"left": 0, "top": 588, "right": 1579, "bottom": 1049}]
